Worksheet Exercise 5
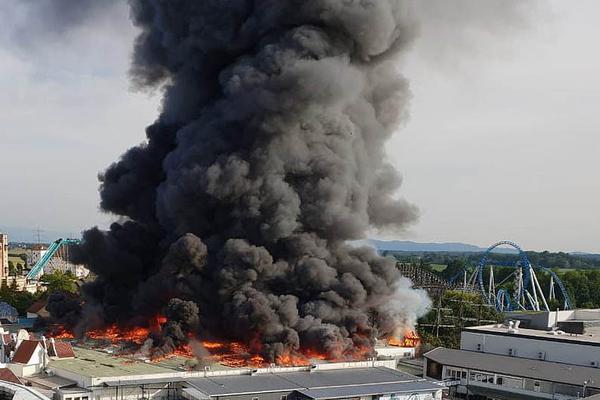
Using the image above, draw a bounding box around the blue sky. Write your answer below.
[1,1,599,252]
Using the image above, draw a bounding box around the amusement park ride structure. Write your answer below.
[451,240,573,312]
[26,238,80,281]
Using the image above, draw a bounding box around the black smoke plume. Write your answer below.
[69,0,431,361]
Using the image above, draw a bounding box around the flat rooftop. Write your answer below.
[186,367,439,398]
[425,347,600,389]
[465,324,600,345]
[48,347,224,378]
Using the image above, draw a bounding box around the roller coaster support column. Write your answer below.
[488,267,495,303]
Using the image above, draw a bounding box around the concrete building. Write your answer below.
[424,311,600,399]
[27,244,89,279]
[0,233,8,279]
[46,354,442,400]
[183,364,442,400]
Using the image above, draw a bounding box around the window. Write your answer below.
[281,396,287,400]
[461,371,467,379]
[496,377,503,385]
[252,397,259,400]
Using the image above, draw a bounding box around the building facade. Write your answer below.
[0,233,8,279]
[424,315,600,399]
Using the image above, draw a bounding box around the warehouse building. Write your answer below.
[42,348,443,400]
[183,365,441,400]
[424,314,600,399]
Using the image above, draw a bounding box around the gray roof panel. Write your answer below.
[425,347,600,389]
[186,367,424,397]
[297,381,442,399]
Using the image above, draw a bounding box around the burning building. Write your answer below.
[44,0,432,364]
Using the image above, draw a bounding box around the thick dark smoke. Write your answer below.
[67,0,433,361]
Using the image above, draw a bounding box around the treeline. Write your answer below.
[560,270,600,308]
[0,271,78,315]
[388,250,600,270]
[418,290,504,350]
[393,255,600,310]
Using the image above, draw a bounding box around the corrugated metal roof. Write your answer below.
[297,381,441,399]
[182,387,211,400]
[103,376,188,387]
[186,367,426,397]
[425,347,600,389]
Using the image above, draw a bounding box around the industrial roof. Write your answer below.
[296,381,441,400]
[425,347,600,389]
[48,347,178,378]
[465,324,600,346]
[187,367,424,397]
[25,375,77,390]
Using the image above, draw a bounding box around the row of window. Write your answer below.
[63,396,89,400]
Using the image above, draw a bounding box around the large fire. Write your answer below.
[46,318,361,368]
[47,319,419,367]
[387,330,421,348]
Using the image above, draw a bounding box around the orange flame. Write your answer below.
[46,318,378,367]
[388,330,420,347]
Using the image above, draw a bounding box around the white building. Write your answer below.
[27,245,89,279]
[424,310,600,399]
[45,352,443,400]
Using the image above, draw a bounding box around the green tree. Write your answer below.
[418,290,503,349]
[40,271,78,294]
[8,261,15,275]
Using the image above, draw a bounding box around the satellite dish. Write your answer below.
[17,329,30,342]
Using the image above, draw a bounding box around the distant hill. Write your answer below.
[369,239,518,254]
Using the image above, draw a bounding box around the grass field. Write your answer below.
[8,255,25,267]
[430,264,447,272]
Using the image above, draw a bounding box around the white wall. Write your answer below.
[461,331,600,367]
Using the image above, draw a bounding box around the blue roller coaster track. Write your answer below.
[26,238,80,280]
[476,240,532,306]
[448,240,572,312]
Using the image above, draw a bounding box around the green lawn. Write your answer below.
[8,256,26,268]
[430,264,447,272]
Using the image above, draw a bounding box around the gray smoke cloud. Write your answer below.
[30,0,536,362]
[66,0,430,362]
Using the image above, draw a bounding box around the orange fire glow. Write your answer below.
[47,319,379,368]
[49,326,75,339]
[388,330,421,348]
[87,325,152,345]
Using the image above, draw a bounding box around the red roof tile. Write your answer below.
[0,368,21,385]
[49,341,75,358]
[12,340,42,364]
